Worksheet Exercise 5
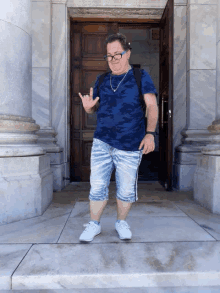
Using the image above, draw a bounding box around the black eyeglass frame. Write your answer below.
[103,50,127,62]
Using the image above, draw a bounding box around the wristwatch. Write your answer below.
[146,131,156,137]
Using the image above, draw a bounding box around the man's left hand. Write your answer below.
[138,134,155,154]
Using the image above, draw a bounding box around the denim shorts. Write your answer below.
[89,138,143,203]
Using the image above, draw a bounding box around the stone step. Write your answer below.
[2,287,220,293]
[10,242,220,290]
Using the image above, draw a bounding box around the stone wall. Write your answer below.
[32,0,65,191]
[174,0,218,191]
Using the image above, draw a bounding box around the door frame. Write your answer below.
[69,12,172,183]
[158,0,174,190]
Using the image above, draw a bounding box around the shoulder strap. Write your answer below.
[132,67,145,109]
[133,67,147,130]
[97,71,109,98]
[133,68,141,96]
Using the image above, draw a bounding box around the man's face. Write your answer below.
[106,40,130,74]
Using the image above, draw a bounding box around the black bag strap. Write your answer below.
[133,67,147,131]
[97,71,110,98]
[132,67,145,111]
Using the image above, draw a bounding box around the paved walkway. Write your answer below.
[1,182,220,292]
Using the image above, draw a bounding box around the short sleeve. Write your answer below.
[141,69,158,98]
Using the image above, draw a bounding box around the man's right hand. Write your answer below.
[78,87,99,112]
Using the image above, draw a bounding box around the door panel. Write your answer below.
[70,22,109,181]
[70,21,166,183]
[159,0,174,190]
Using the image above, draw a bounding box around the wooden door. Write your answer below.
[158,0,174,190]
[70,22,118,181]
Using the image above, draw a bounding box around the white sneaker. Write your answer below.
[115,220,132,240]
[79,221,101,242]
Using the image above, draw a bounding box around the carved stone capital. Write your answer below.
[201,144,220,155]
[207,120,220,134]
[0,115,45,157]
[68,7,163,20]
[0,118,40,133]
[180,129,220,145]
[52,0,67,4]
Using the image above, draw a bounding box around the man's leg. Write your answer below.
[116,198,132,221]
[88,139,114,222]
[114,148,143,224]
[90,200,108,222]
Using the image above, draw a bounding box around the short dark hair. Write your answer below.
[105,33,132,51]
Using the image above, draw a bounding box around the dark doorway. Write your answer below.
[69,15,173,186]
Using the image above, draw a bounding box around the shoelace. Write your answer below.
[118,221,130,229]
[83,222,96,232]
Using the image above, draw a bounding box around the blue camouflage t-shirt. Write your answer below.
[92,65,158,151]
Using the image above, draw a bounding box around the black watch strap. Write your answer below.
[146,131,156,136]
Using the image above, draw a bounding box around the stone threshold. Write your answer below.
[2,287,220,293]
[4,241,220,290]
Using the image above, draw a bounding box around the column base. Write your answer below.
[36,127,65,191]
[0,155,53,225]
[194,147,220,214]
[174,144,205,191]
[174,129,220,191]
[48,151,65,191]
[174,163,197,191]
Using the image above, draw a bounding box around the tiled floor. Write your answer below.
[1,181,220,292]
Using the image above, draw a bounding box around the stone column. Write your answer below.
[0,0,53,225]
[32,0,64,191]
[174,0,217,190]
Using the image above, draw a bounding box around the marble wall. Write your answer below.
[216,0,220,121]
[32,0,52,128]
[52,3,69,181]
[173,0,218,191]
[32,0,66,191]
[173,3,187,150]
[187,1,217,130]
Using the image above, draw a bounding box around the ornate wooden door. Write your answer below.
[70,22,118,181]
[158,0,174,190]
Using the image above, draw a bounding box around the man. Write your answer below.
[78,33,158,242]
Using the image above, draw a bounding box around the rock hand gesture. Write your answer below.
[78,87,99,113]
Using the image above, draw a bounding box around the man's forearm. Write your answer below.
[146,104,158,132]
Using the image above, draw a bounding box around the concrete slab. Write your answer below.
[0,244,31,290]
[70,201,188,218]
[58,215,215,243]
[174,200,220,240]
[12,242,220,289]
[1,286,220,292]
[1,183,219,291]
[0,213,70,244]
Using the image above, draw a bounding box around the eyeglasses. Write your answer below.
[104,50,127,62]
